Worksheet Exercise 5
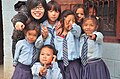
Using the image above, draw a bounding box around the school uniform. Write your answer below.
[79,31,110,79]
[54,23,82,79]
[35,20,57,49]
[12,38,39,79]
[31,62,62,79]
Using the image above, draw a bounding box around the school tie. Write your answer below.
[81,35,89,66]
[63,37,69,66]
[41,75,46,79]
[31,46,38,66]
[48,27,55,47]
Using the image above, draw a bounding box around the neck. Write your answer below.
[48,19,56,27]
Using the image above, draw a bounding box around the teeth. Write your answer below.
[35,13,40,16]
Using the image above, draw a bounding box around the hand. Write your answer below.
[40,23,48,40]
[15,22,25,31]
[51,55,56,64]
[87,34,96,40]
[39,64,47,75]
[55,21,63,36]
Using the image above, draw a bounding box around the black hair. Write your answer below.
[72,4,86,17]
[82,15,98,26]
[47,1,61,20]
[87,4,98,16]
[26,0,48,23]
[59,10,76,35]
[39,44,57,56]
[24,21,41,36]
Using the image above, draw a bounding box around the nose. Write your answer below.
[52,11,56,16]
[78,13,81,17]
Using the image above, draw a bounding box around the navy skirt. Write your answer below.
[81,58,111,79]
[58,59,82,79]
[12,62,33,79]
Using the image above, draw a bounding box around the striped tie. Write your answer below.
[81,36,88,66]
[41,75,46,79]
[48,27,55,47]
[31,46,38,66]
[63,37,69,66]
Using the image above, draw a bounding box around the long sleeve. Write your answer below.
[13,40,23,66]
[93,32,104,44]
[35,35,44,49]
[31,62,42,79]
[11,12,28,27]
[70,23,81,38]
[46,62,63,79]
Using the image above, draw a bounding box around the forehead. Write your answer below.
[41,47,53,53]
[76,8,84,13]
[66,14,75,19]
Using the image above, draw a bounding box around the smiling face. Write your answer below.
[82,19,97,34]
[76,8,85,22]
[48,9,60,23]
[40,47,54,65]
[25,30,38,43]
[64,14,75,31]
[31,3,45,20]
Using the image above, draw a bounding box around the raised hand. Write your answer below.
[15,22,25,31]
[40,23,48,40]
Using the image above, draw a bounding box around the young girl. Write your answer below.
[12,21,40,79]
[31,44,62,79]
[72,4,86,34]
[11,0,47,57]
[72,4,86,26]
[79,15,110,79]
[54,10,81,79]
[35,0,61,47]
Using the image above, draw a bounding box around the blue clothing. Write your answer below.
[13,38,39,66]
[35,20,58,48]
[79,31,104,60]
[31,62,63,79]
[55,23,81,60]
[42,20,57,45]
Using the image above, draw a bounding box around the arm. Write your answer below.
[11,1,28,30]
[70,23,81,38]
[94,32,104,44]
[51,62,63,79]
[31,62,42,77]
[13,41,23,66]
[35,35,44,49]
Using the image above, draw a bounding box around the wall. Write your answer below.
[1,0,120,79]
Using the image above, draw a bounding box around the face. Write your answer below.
[31,3,45,20]
[48,10,60,22]
[25,30,38,43]
[40,47,53,65]
[89,8,96,16]
[64,14,75,31]
[82,19,97,34]
[76,8,85,22]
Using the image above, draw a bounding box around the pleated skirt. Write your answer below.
[81,58,111,79]
[58,59,82,79]
[12,62,33,79]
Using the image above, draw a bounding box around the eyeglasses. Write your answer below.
[32,5,44,10]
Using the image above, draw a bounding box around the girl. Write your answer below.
[87,5,102,32]
[35,0,61,47]
[72,4,86,34]
[11,0,47,57]
[54,10,81,79]
[31,45,62,79]
[79,15,110,79]
[12,21,40,79]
